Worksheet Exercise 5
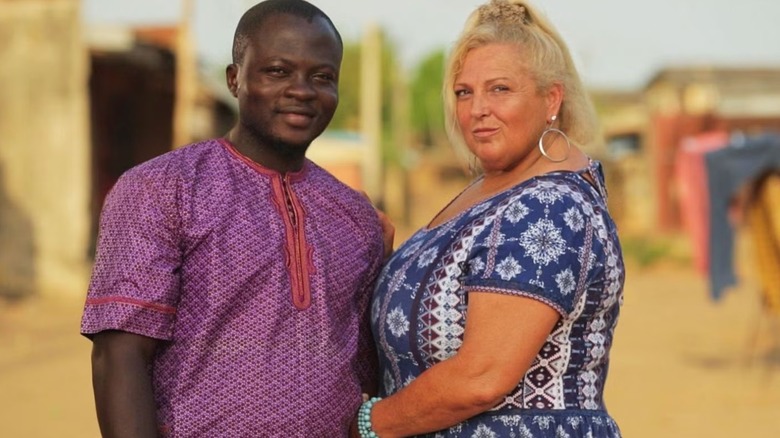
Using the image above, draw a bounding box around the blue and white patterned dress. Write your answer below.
[371,161,624,437]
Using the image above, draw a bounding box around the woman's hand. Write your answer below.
[361,191,396,261]
[376,207,395,261]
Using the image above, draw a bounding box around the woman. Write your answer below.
[353,1,624,437]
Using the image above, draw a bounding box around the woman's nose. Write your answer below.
[470,93,489,118]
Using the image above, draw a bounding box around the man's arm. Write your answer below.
[91,330,161,438]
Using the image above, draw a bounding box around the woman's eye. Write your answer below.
[492,85,509,92]
[454,89,470,98]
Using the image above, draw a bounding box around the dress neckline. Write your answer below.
[423,159,601,232]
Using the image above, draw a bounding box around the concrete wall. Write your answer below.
[0,0,91,298]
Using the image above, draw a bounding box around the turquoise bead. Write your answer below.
[357,397,382,437]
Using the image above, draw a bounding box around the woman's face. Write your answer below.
[454,43,558,174]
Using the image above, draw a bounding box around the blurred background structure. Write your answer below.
[1,0,779,436]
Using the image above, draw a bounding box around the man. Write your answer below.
[81,1,389,436]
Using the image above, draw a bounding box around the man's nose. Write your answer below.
[284,75,317,100]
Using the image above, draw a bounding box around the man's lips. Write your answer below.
[279,106,316,117]
[278,107,316,127]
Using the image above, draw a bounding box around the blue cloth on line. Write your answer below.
[705,133,780,300]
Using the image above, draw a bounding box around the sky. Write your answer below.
[83,0,780,91]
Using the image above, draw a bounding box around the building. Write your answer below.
[0,0,91,298]
[645,67,780,231]
[595,67,780,235]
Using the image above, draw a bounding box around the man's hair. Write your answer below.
[231,0,343,64]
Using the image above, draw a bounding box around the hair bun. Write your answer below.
[477,0,530,26]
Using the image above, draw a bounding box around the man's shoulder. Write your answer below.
[116,139,224,186]
[134,139,223,172]
[306,163,374,207]
[108,139,224,199]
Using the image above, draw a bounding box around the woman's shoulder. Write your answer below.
[511,161,605,207]
[506,174,589,207]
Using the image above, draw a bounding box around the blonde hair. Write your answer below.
[443,0,599,166]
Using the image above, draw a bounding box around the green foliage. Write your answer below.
[327,31,451,164]
[327,31,406,165]
[621,237,669,267]
[329,35,399,125]
[330,42,361,132]
[409,50,446,147]
[621,235,691,268]
[380,35,402,164]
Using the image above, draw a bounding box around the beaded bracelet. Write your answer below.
[357,396,382,437]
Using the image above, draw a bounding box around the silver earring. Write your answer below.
[538,115,571,163]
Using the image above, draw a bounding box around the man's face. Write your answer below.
[228,14,342,152]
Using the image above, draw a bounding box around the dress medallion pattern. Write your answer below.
[372,161,624,437]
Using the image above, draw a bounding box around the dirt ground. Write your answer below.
[2,164,779,437]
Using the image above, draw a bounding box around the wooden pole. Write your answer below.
[360,24,383,204]
[173,0,197,149]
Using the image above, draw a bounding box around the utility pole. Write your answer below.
[173,0,197,149]
[360,24,383,205]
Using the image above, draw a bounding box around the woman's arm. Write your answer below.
[367,292,560,437]
[91,330,161,438]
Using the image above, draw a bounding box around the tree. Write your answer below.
[409,49,447,149]
[329,42,361,132]
[327,30,404,164]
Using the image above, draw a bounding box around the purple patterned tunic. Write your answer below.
[81,139,384,437]
[372,161,624,437]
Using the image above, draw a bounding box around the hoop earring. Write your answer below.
[538,116,571,163]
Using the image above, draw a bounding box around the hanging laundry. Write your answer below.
[675,130,729,275]
[705,133,780,300]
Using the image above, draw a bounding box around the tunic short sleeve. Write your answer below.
[81,157,182,340]
[461,178,597,316]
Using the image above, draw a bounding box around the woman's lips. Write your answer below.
[472,127,499,139]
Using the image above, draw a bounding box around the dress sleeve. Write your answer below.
[80,160,183,340]
[461,179,598,316]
